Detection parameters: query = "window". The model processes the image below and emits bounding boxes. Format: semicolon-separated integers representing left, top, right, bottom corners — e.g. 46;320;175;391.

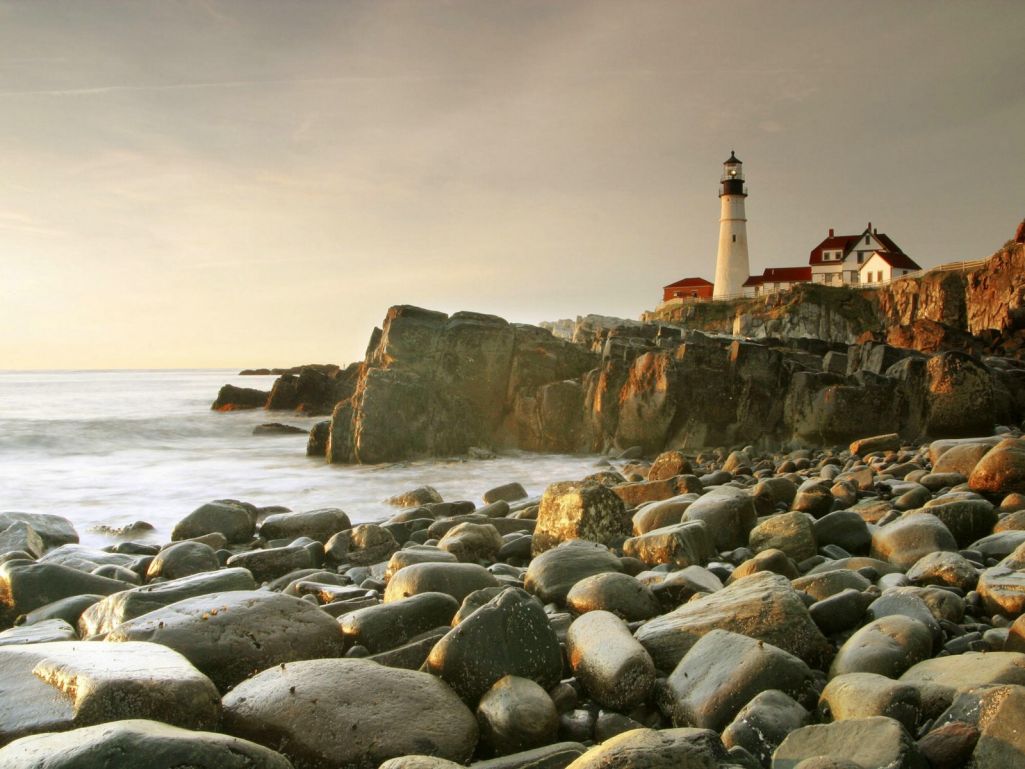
877;271;883;282
732;235;736;242
865;235;870;245
857;251;864;263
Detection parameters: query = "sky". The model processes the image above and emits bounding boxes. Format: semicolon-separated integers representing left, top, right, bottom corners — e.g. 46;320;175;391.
1;1;1023;369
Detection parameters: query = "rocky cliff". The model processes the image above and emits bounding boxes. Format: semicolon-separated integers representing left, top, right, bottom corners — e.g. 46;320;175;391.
647;242;1025;359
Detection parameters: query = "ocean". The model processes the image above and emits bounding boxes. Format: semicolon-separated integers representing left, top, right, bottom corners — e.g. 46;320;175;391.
0;370;598;547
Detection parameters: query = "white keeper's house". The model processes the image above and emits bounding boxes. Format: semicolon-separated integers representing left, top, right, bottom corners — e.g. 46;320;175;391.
808;223;921;287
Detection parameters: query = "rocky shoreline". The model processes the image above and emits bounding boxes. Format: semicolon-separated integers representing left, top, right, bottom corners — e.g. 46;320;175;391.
3;432;1025;767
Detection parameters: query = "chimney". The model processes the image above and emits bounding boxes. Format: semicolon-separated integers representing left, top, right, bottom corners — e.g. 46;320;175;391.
828;228;834;237
873;227;878;235
867;222;872;232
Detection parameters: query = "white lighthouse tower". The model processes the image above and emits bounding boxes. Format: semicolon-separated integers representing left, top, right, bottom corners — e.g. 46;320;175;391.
713;150;750;299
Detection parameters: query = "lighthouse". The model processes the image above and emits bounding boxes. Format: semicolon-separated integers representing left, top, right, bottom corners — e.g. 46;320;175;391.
713;150;750;299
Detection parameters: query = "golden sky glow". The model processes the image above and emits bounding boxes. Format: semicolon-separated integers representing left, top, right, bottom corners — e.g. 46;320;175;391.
1;0;1023;368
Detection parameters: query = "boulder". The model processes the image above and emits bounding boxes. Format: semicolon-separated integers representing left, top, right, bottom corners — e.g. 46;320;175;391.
0;619;76;646
812;511;871;555
899;652;1025;715
869;513;958;570
850;434;900;456
326;524;398;566
829;616;933;679
0;562;127;629
0;719;293;769
819;673;921;732
426;588;562;705
385;547;459;580
562;728;730;769
340;592;459;653
146;541;219;581
920;497;997;548
171;500;255;544
749;513;818;563
565;572;661;621
634;572;832;672
906;551;978;592
389;486;444;507
771;717;927;769
78;568;257;637
0;641;220;745
476;676;559;756
524;540;623;605
226;542;322;583
104;590;346;692
667;629;816;732
565;610;656;711
483;483;528;504
969;438;1025;495
681;491;758;551
222;658;478;769
211;384;268;411
647;451;693;481
385;562;499;604
932;442;993;476
932;684;1025;768
0;524;43;559
0;513;79;551
532;482;631;556
721;690;809;769
631;495;697;535
622;521;715;569
259;508;352;543
439;522;504;564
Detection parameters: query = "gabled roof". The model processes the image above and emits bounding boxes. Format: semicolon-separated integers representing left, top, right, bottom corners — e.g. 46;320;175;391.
809;234;861;265
742;275;764;287
865;251;921;271
663;277;713;289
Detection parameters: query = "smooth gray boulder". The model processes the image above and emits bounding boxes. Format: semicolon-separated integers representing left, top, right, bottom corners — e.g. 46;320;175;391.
340;591;459;653
426;588;562;705
78;567;256;637
171;500;255;544
622;521;715;569
146;541;219;581
667;629;816;732
0;513;78;551
385;562;499;604
259;508;351;543
771;716;927;769
476;675;559;756
722;690;809;768
830;616;933;679
565;572;661;621
0;719;294;769
566;610;655;711
0;562;127;629
682;491;758;551
563;727;730;769
819;673;921;732
0;619;76;646
222;658;478;769
0;641;220;746
635;571;832;672
524;540;623;605
104;590;345;692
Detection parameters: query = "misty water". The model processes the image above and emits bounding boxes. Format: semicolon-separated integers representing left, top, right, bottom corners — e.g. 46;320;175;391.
0;370;599;547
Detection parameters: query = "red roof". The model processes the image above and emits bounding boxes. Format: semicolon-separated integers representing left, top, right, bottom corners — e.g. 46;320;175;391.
809;233;861;265
867;251;921;271
742;275;764;287
809;227;906;265
762;266;812;282
663;277;713;289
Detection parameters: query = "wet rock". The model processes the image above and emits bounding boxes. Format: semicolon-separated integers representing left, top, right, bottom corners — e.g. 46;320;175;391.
385;547;459;580
0;719;294;769
819;673;921;731
258;508;352;543
0;514;78;552
426;588;562;705
565;572;661;621
622;521;715;569
916;721;979;769
631;496;698;535
869;513;958;570
721;690;809;769
635;572;832;672
811;511;871;555
531;482;631;556
105;590;346;692
171;500;255;544
809;589;872;635
226;542;323;583
385;562;499;604
829;616;933;679
439;522;504;564
932;442;993;476
932;684;1025;768
749;513;818;563
566;610;655;711
524;540;623;605
969;438;1025;495
792;569;872;602
850;433;900;456
18;594;102;629
222;658;478;769
0;618;76;646
899;652;1025;715
681;491;758;551
340;591;458;653
146;541;219;581
906;551;978;592
476;675;559;756
771;717;926;769
729;548;799;583
0;562;127;629
920;497;997;548
211;384;268;411
327;524;398;566
562;727;730;769
483;483;528;504
253;422;307;435
667;629;816;732
78;567;257;637
0;641;220;745
0;524;43;559
390;486;444;507
647;450;693;481
611;476;702;508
